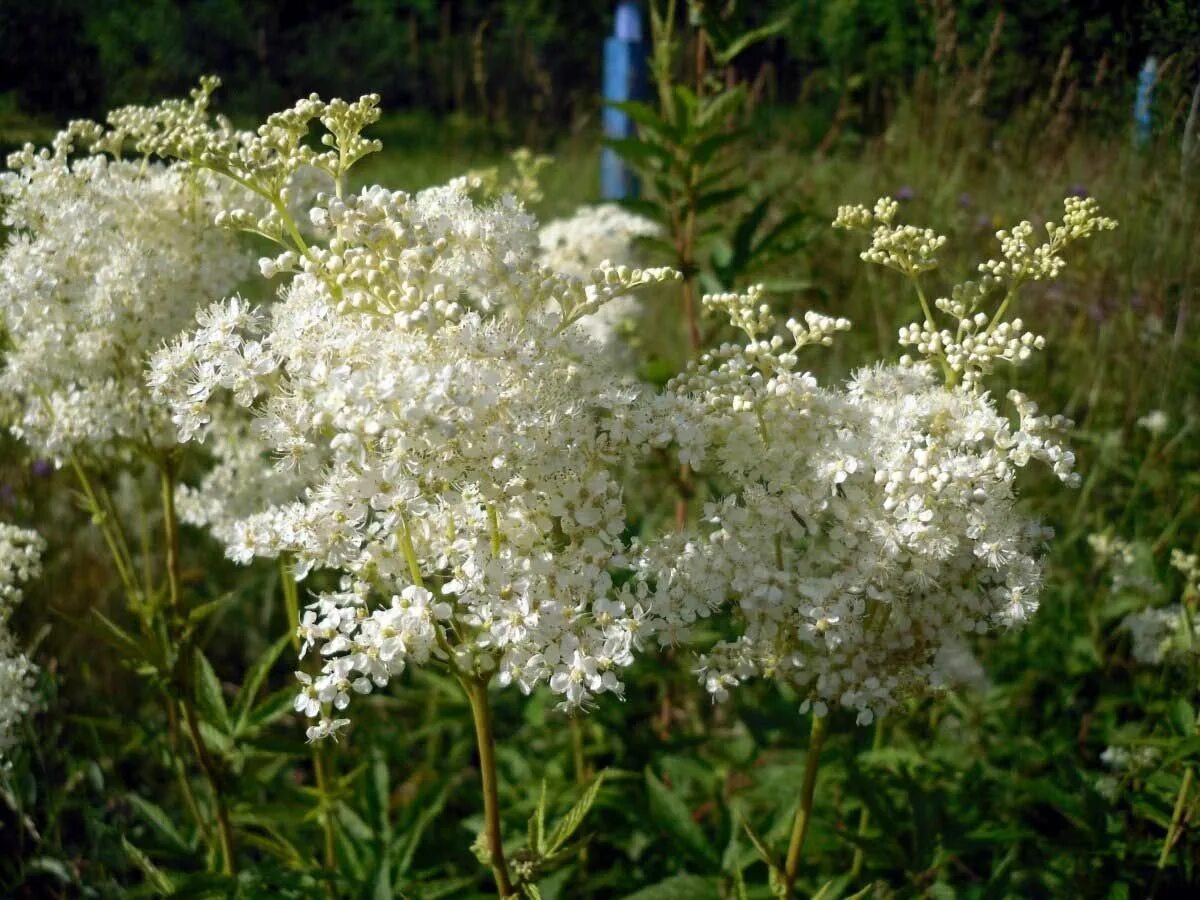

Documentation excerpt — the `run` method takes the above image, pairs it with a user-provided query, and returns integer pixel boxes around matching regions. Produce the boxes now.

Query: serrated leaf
[88,608,143,660]
[737,810,778,869]
[529,779,548,855]
[233,633,291,735]
[546,771,606,854]
[121,835,175,894]
[644,769,718,866]
[127,792,192,855]
[192,649,231,735]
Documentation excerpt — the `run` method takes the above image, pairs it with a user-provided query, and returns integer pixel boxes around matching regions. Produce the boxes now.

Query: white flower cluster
[0,122,254,460]
[537,204,663,346]
[0,523,44,763]
[147,113,676,739]
[624,285,1073,724]
[835,196,1116,387]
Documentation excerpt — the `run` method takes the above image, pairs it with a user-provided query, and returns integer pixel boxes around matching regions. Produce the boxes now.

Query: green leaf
[644,769,718,866]
[233,633,291,735]
[695,187,744,216]
[711,16,792,66]
[695,87,746,131]
[121,835,175,894]
[736,810,778,869]
[186,593,231,627]
[528,779,548,855]
[622,874,721,900]
[605,137,675,171]
[88,608,142,661]
[606,100,679,142]
[546,771,606,854]
[247,686,297,731]
[689,130,743,167]
[393,782,449,877]
[192,649,231,735]
[1170,698,1195,736]
[127,793,192,855]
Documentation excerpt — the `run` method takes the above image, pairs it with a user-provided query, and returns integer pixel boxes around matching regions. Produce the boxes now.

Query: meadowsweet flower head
[147,98,678,739]
[627,277,1073,725]
[0,120,254,460]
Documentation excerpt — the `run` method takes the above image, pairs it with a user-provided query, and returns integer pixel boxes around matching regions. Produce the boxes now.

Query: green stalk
[160,458,237,876]
[782,714,829,898]
[281,557,338,875]
[463,677,515,898]
[849,717,885,882]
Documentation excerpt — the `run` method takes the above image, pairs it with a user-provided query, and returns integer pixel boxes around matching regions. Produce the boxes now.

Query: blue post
[601,2,647,200]
[1133,56,1157,148]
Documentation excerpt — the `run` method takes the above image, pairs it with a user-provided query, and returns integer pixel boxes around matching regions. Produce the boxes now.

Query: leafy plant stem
[161,457,236,875]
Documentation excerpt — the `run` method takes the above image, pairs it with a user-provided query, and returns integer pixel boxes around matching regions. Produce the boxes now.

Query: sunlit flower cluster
[139,87,678,739]
[0,122,254,461]
[624,274,1077,724]
[0,523,44,763]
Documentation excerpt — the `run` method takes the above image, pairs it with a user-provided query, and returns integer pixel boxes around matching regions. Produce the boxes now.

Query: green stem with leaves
[160,457,237,876]
[782,714,828,899]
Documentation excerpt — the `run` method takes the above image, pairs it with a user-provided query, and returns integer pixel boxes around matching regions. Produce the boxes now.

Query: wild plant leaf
[710,16,792,67]
[192,648,231,735]
[126,792,192,855]
[644,769,718,866]
[529,779,548,855]
[120,835,175,894]
[233,633,291,734]
[546,771,606,854]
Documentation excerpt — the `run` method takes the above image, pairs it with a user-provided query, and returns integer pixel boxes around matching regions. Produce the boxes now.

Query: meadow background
[1,1,1199,897]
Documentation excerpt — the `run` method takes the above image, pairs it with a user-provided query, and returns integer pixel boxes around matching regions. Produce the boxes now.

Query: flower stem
[782,714,829,898]
[160,456,236,875]
[280,557,338,876]
[181,691,237,875]
[849,717,885,882]
[463,677,515,898]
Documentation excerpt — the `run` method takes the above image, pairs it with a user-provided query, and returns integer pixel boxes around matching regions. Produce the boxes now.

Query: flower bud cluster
[538,204,662,345]
[834,198,945,274]
[839,196,1115,385]
[0,523,44,763]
